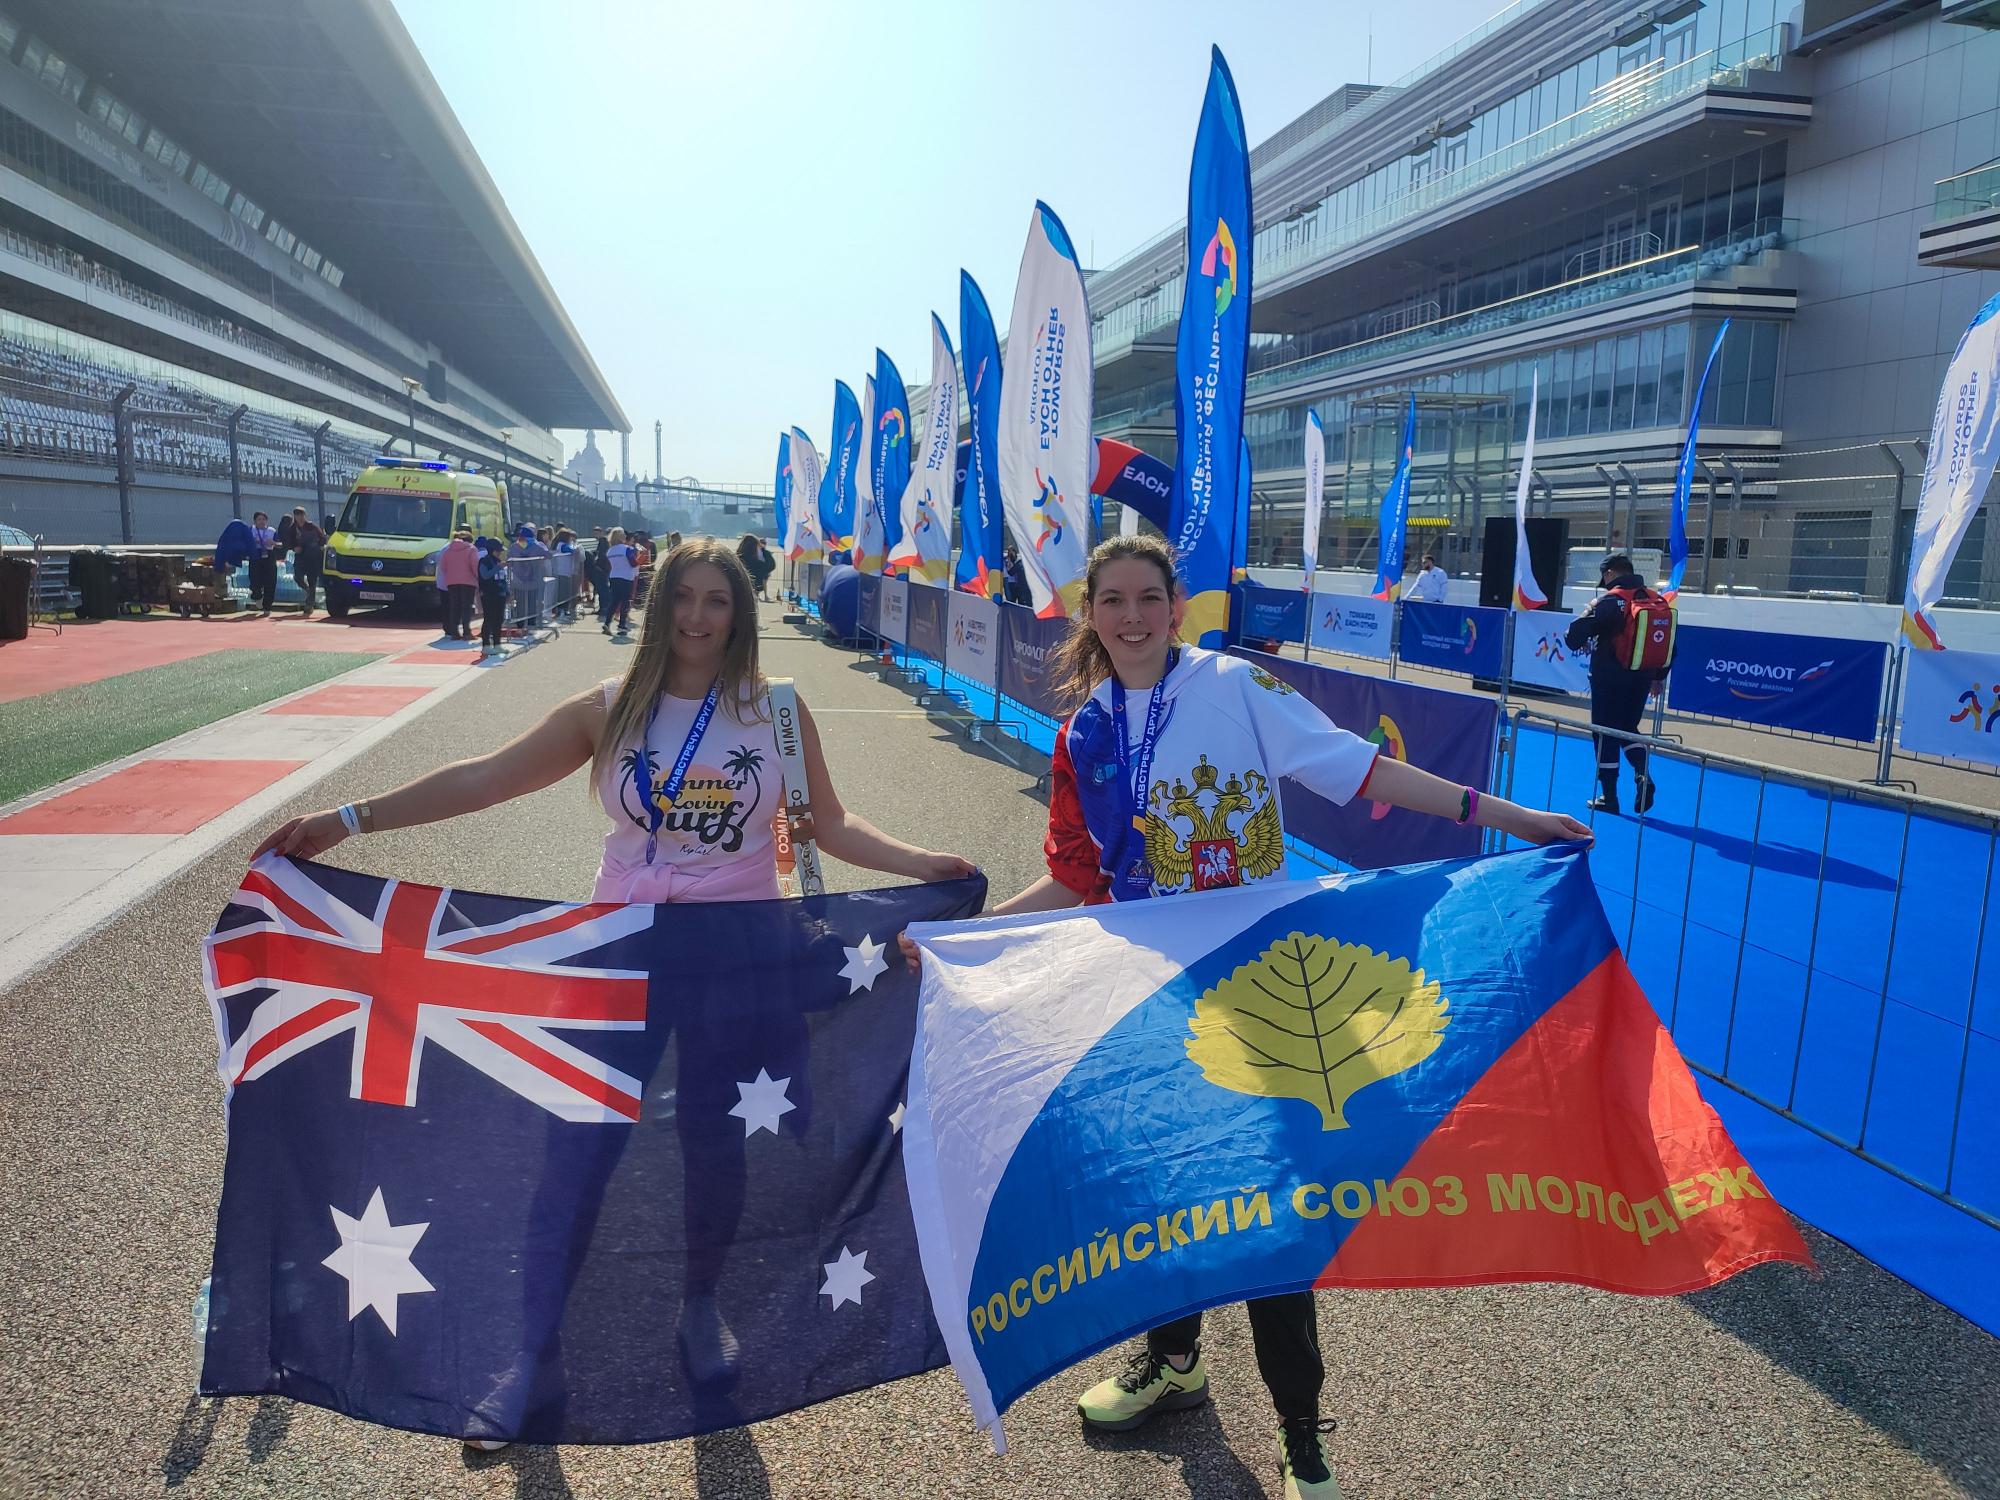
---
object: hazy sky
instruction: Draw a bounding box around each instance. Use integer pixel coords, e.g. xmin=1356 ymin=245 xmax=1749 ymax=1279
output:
xmin=396 ymin=0 xmax=1504 ymax=484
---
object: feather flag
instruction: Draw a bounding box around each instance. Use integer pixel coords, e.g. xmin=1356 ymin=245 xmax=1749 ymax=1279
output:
xmin=786 ymin=427 xmax=825 ymax=563
xmin=890 ymin=316 xmax=959 ymax=586
xmin=1302 ymin=409 xmax=1325 ymax=594
xmin=998 ymin=201 xmax=1095 ymax=618
xmin=1667 ymin=321 xmax=1730 ymax=600
xmin=1902 ymin=291 xmax=2000 ymax=649
xmin=853 ymin=376 xmax=884 ymax=574
xmin=903 ymin=844 xmax=1812 ymax=1445
xmin=1371 ymin=396 xmax=1415 ymax=602
xmin=773 ymin=431 xmax=792 ymax=552
xmin=956 ymin=271 xmax=1006 ymax=599
xmin=1168 ymin=48 xmax=1253 ymax=647
xmin=1512 ymin=370 xmax=1548 ymax=611
xmin=819 ymin=381 xmax=863 ymax=559
xmin=874 ymin=349 xmax=912 ymax=572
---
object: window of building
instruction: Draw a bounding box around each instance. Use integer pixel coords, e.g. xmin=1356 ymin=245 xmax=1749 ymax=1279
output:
xmin=189 ymin=162 xmax=230 ymax=204
xmin=0 ymin=13 xmax=18 ymax=58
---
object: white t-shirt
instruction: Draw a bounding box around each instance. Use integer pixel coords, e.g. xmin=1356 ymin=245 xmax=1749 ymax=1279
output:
xmin=1048 ymin=647 xmax=1378 ymax=901
xmin=1407 ymin=565 xmax=1449 ymax=604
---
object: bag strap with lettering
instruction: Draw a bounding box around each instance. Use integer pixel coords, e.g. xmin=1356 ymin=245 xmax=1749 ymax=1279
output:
xmin=765 ymin=677 xmax=825 ymax=897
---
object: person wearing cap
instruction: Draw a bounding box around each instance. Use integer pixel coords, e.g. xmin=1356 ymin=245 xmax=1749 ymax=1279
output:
xmin=508 ymin=523 xmax=550 ymax=561
xmin=1564 ymin=553 xmax=1668 ymax=814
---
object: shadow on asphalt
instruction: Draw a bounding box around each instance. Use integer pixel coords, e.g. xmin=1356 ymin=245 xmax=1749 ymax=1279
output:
xmin=836 ymin=656 xmax=1054 ymax=796
xmin=244 ymin=1394 xmax=292 ymax=1463
xmin=462 ymin=1440 xmax=577 ymax=1498
xmin=1685 ymin=1225 xmax=2000 ymax=1497
xmin=693 ymin=1425 xmax=773 ymax=1497
xmin=160 ymin=1394 xmax=223 ymax=1488
xmin=1080 ymin=1398 xmax=1266 ymax=1497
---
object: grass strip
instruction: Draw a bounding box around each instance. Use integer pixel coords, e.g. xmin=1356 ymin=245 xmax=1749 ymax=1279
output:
xmin=0 ymin=649 xmax=382 ymax=805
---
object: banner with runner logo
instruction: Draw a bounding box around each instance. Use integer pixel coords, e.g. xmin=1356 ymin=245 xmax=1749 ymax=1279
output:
xmin=1510 ymin=611 xmax=1591 ymax=695
xmin=1235 ymin=583 xmax=1308 ymax=645
xmin=1668 ymin=625 xmax=1888 ymax=741
xmin=906 ymin=579 xmax=948 ymax=664
xmin=878 ymin=575 xmax=908 ymax=646
xmin=1399 ymin=601 xmax=1507 ymax=680
xmin=956 ymin=272 xmax=1006 ymax=599
xmin=998 ymin=202 xmax=1094 ymax=618
xmin=1306 ymin=595 xmax=1392 ymax=660
xmin=873 ymin=348 xmax=912 ymax=570
xmin=819 ymin=381 xmax=864 ymax=557
xmin=1900 ymin=646 xmax=2000 ymax=765
xmin=996 ymin=602 xmax=1071 ymax=720
xmin=1231 ymin=649 xmax=1496 ymax=870
xmin=946 ymin=589 xmax=1001 ymax=692
xmin=890 ymin=317 xmax=960 ymax=585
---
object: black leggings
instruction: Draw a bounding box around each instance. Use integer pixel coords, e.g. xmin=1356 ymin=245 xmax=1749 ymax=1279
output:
xmin=1589 ymin=671 xmax=1652 ymax=776
xmin=1149 ymin=1292 xmax=1323 ymax=1420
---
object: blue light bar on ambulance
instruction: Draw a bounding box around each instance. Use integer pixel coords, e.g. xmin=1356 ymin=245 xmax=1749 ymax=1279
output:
xmin=371 ymin=456 xmax=453 ymax=471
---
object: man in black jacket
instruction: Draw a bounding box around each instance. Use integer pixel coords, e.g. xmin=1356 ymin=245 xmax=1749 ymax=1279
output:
xmin=1564 ymin=554 xmax=1668 ymax=814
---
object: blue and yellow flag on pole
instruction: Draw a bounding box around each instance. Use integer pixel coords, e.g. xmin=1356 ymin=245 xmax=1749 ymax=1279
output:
xmin=1371 ymin=395 xmax=1415 ymax=601
xmin=904 ymin=845 xmax=1811 ymax=1444
xmin=873 ymin=348 xmax=912 ymax=570
xmin=956 ymin=271 xmax=1006 ymax=599
xmin=1169 ymin=48 xmax=1253 ymax=647
xmin=819 ymin=380 xmax=863 ymax=557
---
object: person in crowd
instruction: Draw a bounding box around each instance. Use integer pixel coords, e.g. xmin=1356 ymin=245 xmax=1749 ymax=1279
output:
xmin=600 ymin=525 xmax=639 ymax=637
xmin=275 ymin=505 xmax=305 ymax=558
xmin=584 ymin=526 xmax=607 ymax=609
xmin=1406 ymin=551 xmax=1449 ymax=604
xmin=254 ymin=537 xmax=973 ymax=1453
xmin=290 ymin=513 xmax=325 ymax=618
xmin=247 ymin=510 xmax=280 ymax=616
xmin=509 ymin=523 xmax=550 ymax=561
xmin=477 ymin=536 xmax=510 ymax=655
xmin=1564 ymin=553 xmax=1670 ymax=815
xmin=1003 ymin=542 xmax=1031 ymax=606
xmin=437 ymin=527 xmax=479 ymax=641
xmin=666 ymin=531 xmax=684 ymax=554
xmin=538 ymin=526 xmax=556 ymax=549
xmin=900 ymin=534 xmax=1586 ymax=1500
xmin=737 ymin=532 xmax=776 ymax=600
xmin=553 ymin=528 xmax=580 ymax=620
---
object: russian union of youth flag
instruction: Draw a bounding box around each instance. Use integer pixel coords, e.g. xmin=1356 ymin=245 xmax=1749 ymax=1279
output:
xmin=903 ymin=845 xmax=1811 ymax=1440
xmin=200 ymin=856 xmax=985 ymax=1443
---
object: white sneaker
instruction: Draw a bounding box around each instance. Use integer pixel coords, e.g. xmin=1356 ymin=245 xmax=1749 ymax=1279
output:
xmin=464 ymin=1438 xmax=510 ymax=1452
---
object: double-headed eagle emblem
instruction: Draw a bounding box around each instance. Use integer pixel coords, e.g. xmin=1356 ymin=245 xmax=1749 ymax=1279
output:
xmin=1141 ymin=756 xmax=1285 ymax=892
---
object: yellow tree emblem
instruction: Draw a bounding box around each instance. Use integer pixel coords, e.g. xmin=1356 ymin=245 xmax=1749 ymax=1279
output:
xmin=1185 ymin=933 xmax=1449 ymax=1129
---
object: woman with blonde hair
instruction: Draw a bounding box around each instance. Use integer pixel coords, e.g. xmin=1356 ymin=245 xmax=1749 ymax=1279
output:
xmin=256 ymin=538 xmax=975 ymax=1447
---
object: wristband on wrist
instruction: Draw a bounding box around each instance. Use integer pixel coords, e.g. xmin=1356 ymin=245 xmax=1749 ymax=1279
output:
xmin=336 ymin=803 xmax=361 ymax=836
xmin=1456 ymin=787 xmax=1480 ymax=825
xmin=356 ymin=799 xmax=375 ymax=834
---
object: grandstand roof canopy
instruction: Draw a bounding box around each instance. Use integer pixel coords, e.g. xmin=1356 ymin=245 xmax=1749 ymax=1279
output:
xmin=14 ymin=0 xmax=627 ymax=433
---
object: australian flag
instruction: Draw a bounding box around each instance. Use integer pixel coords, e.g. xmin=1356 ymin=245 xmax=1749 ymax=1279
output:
xmin=199 ymin=855 xmax=986 ymax=1444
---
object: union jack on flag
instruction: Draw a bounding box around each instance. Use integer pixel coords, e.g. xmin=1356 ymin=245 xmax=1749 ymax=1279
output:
xmin=204 ymin=856 xmax=654 ymax=1122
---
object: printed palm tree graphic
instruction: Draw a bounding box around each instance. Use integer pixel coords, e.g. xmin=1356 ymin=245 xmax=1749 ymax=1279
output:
xmin=723 ymin=746 xmax=765 ymax=809
xmin=618 ymin=747 xmax=661 ymax=827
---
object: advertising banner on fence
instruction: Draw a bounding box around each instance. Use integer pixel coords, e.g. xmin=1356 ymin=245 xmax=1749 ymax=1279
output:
xmin=1306 ymin=595 xmax=1392 ymax=660
xmin=907 ymin=580 xmax=948 ymax=664
xmin=1897 ymin=646 xmax=2000 ymax=765
xmin=1510 ymin=610 xmax=1591 ymax=695
xmin=1669 ymin=625 xmax=1888 ymax=742
xmin=1236 ymin=584 xmax=1308 ymax=645
xmin=879 ymin=575 xmax=908 ymax=646
xmin=1233 ymin=650 xmax=1495 ymax=869
xmin=946 ymin=589 xmax=1000 ymax=692
xmin=856 ymin=572 xmax=882 ymax=637
xmin=804 ymin=562 xmax=825 ymax=603
xmin=1399 ymin=601 xmax=1507 ymax=680
xmin=997 ymin=601 xmax=1072 ymax=720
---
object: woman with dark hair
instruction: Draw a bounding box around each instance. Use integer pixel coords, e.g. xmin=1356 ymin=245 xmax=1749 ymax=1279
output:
xmin=737 ymin=531 xmax=776 ymax=600
xmin=906 ymin=533 xmax=1586 ymax=1500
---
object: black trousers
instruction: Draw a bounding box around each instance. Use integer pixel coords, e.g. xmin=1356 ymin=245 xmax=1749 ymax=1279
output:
xmin=248 ymin=556 xmax=278 ymax=611
xmin=1589 ymin=671 xmax=1652 ymax=778
xmin=480 ymin=588 xmax=507 ymax=647
xmin=446 ymin=584 xmax=476 ymax=638
xmin=294 ymin=569 xmax=319 ymax=611
xmin=1148 ymin=1292 xmax=1322 ymax=1420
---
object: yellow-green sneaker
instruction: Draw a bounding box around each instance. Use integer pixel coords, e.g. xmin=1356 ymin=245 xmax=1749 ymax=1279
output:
xmin=1278 ymin=1417 xmax=1342 ymax=1499
xmin=1075 ymin=1346 xmax=1209 ymax=1431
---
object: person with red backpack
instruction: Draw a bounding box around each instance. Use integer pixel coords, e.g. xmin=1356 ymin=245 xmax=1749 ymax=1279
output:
xmin=1564 ymin=553 xmax=1674 ymax=814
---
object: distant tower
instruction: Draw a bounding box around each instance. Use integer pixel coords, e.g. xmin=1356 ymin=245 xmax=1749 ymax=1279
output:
xmin=654 ymin=421 xmax=663 ymax=487
xmin=619 ymin=431 xmax=631 ymax=482
xmin=563 ymin=430 xmax=607 ymax=499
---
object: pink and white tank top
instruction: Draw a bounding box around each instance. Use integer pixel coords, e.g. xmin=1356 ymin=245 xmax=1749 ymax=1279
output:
xmin=593 ymin=679 xmax=783 ymax=903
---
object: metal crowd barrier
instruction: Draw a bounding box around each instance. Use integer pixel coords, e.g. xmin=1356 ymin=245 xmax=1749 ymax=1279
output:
xmin=502 ymin=553 xmax=579 ymax=643
xmin=1494 ymin=706 xmax=1997 ymax=1232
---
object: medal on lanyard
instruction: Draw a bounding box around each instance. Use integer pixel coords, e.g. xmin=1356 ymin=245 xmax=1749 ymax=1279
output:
xmin=631 ymin=680 xmax=722 ymax=866
xmin=1109 ymin=648 xmax=1178 ymax=893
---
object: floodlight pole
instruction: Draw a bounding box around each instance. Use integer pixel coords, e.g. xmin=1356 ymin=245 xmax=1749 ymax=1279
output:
xmin=400 ymin=375 xmax=422 ymax=456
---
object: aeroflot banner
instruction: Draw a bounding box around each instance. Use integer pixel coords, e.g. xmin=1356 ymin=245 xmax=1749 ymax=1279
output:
xmin=1668 ymin=625 xmax=1888 ymax=742
xmin=1235 ymin=584 xmax=1308 ymax=645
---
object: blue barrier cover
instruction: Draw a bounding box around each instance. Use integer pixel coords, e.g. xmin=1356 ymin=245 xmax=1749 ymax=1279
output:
xmin=996 ymin=602 xmax=1072 ymax=721
xmin=907 ymin=581 xmax=948 ymax=662
xmin=1233 ymin=649 xmax=1496 ymax=869
xmin=855 ymin=573 xmax=882 ymax=636
xmin=1668 ymin=625 xmax=1887 ymax=742
xmin=1399 ymin=601 xmax=1507 ymax=679
xmin=1234 ymin=583 xmax=1308 ymax=644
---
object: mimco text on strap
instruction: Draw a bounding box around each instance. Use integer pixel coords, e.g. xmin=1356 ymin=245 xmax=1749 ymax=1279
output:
xmin=766 ymin=677 xmax=826 ymax=897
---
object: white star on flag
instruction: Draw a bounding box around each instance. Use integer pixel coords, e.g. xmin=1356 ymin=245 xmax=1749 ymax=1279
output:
xmin=322 ymin=1187 xmax=435 ymax=1336
xmin=728 ymin=1068 xmax=796 ymax=1137
xmin=888 ymin=1101 xmax=906 ymax=1133
xmin=838 ymin=935 xmax=889 ymax=993
xmin=820 ymin=1245 xmax=875 ymax=1310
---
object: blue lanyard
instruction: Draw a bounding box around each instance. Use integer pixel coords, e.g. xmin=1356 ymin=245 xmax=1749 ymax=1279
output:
xmin=1109 ymin=648 xmax=1179 ymax=840
xmin=630 ymin=680 xmax=721 ymax=866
